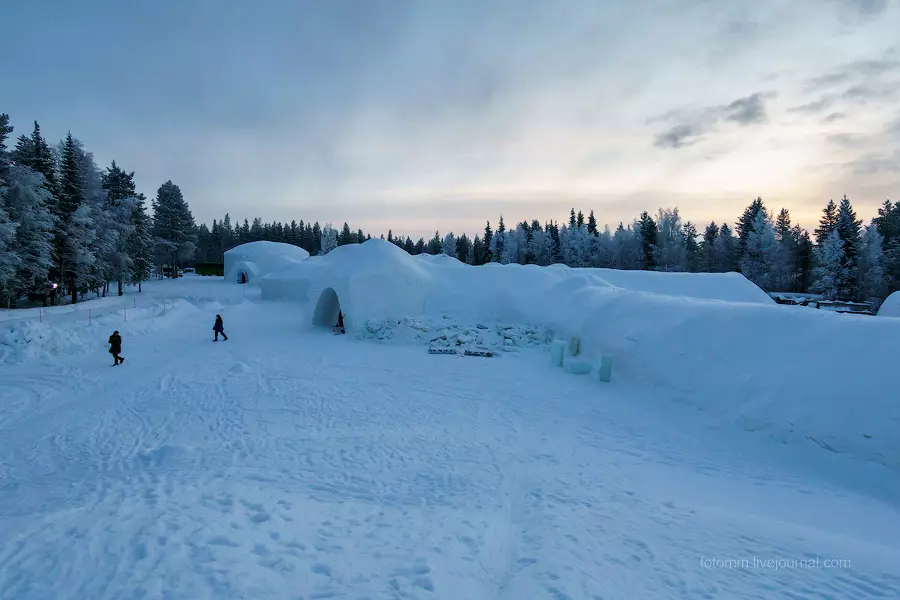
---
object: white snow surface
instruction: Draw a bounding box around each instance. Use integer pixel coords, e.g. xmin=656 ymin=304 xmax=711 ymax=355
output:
xmin=877 ymin=290 xmax=900 ymax=317
xmin=261 ymin=239 xmax=900 ymax=469
xmin=224 ymin=241 xmax=310 ymax=284
xmin=2 ymin=270 xmax=900 ymax=598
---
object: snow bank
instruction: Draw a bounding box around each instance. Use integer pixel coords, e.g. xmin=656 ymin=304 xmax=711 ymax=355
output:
xmin=877 ymin=290 xmax=900 ymax=317
xmin=260 ymin=239 xmax=899 ymax=468
xmin=224 ymin=241 xmax=310 ymax=285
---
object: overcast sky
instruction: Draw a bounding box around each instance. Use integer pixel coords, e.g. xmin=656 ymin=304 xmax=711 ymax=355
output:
xmin=3 ymin=0 xmax=899 ymax=238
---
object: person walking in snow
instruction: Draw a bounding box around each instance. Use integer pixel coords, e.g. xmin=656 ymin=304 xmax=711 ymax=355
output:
xmin=108 ymin=330 xmax=124 ymax=365
xmin=213 ymin=314 xmax=228 ymax=341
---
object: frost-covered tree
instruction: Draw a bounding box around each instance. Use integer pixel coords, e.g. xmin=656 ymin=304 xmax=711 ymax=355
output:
xmin=739 ymin=209 xmax=778 ymax=289
xmin=654 ymin=208 xmax=686 ymax=271
xmin=319 ymin=224 xmax=338 ymax=254
xmin=858 ymin=224 xmax=887 ymax=304
xmin=501 ymin=226 xmax=519 ymax=264
xmin=442 ymin=232 xmax=455 ymax=256
xmin=491 ymin=216 xmax=506 ymax=262
xmin=3 ymin=165 xmax=56 ymax=304
xmin=812 ymin=229 xmax=846 ymax=300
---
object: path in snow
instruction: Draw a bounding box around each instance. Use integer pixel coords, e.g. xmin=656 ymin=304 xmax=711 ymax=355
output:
xmin=1 ymin=298 xmax=900 ymax=599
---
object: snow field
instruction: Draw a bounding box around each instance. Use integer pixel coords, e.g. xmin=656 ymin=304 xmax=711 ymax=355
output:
xmin=2 ymin=281 xmax=900 ymax=599
xmin=261 ymin=239 xmax=900 ymax=470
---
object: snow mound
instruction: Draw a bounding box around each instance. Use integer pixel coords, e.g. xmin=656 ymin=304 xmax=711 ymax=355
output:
xmin=259 ymin=239 xmax=899 ymax=468
xmin=224 ymin=241 xmax=310 ymax=285
xmin=877 ymin=290 xmax=900 ymax=317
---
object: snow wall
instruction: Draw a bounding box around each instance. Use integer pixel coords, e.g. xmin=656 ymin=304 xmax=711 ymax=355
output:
xmin=877 ymin=290 xmax=900 ymax=317
xmin=224 ymin=241 xmax=310 ymax=285
xmin=260 ymin=239 xmax=900 ymax=468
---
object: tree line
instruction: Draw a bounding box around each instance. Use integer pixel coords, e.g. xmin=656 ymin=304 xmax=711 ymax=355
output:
xmin=199 ymin=196 xmax=898 ymax=306
xmin=3 ymin=110 xmax=898 ymax=309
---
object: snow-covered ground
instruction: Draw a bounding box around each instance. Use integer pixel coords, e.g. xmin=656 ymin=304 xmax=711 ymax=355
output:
xmin=2 ymin=276 xmax=900 ymax=599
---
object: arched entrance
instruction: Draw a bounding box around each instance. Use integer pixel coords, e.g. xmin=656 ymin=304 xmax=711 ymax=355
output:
xmin=313 ymin=287 xmax=343 ymax=331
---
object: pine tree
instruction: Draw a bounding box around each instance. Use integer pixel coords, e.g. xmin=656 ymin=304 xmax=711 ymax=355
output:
xmin=874 ymin=200 xmax=900 ymax=291
xmin=858 ymin=224 xmax=887 ymax=304
xmin=701 ymin=221 xmax=719 ymax=272
xmin=568 ymin=208 xmax=576 ymax=228
xmin=714 ymin=223 xmax=737 ymax=272
xmin=794 ymin=227 xmax=813 ymax=292
xmin=835 ymin=195 xmax=862 ymax=299
xmin=57 ymin=132 xmax=89 ymax=302
xmin=815 ymin=199 xmax=839 ymax=246
xmin=812 ymin=229 xmax=846 ymax=300
xmin=2 ymin=165 xmax=55 ymax=305
xmin=587 ymin=210 xmax=598 ymax=236
xmin=492 ymin=216 xmax=506 ymax=262
xmin=739 ymin=209 xmax=777 ymax=289
xmin=151 ymin=180 xmax=196 ymax=277
xmin=483 ymin=221 xmax=493 ymax=263
xmin=683 ymin=221 xmax=700 ymax=272
xmin=654 ymin=208 xmax=686 ymax=271
xmin=455 ymin=233 xmax=470 ymax=262
xmin=736 ymin=197 xmax=765 ymax=260
xmin=638 ymin=211 xmax=657 ymax=270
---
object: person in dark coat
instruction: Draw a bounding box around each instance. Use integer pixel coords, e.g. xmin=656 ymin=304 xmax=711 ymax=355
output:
xmin=334 ymin=310 xmax=344 ymax=334
xmin=213 ymin=314 xmax=228 ymax=341
xmin=108 ymin=330 xmax=124 ymax=365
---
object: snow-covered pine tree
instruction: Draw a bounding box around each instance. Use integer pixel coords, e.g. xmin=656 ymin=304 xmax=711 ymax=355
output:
xmin=739 ymin=209 xmax=777 ymax=289
xmin=482 ymin=221 xmax=493 ymax=264
xmin=319 ymin=224 xmax=338 ymax=254
xmin=812 ymin=229 xmax=846 ymax=300
xmin=737 ymin=197 xmax=765 ymax=255
xmin=442 ymin=232 xmax=456 ymax=256
xmin=835 ymin=195 xmax=862 ymax=300
xmin=858 ymin=223 xmax=887 ymax=305
xmin=3 ymin=165 xmax=55 ymax=305
xmin=0 ymin=114 xmax=18 ymax=303
xmin=492 ymin=216 xmax=506 ymax=262
xmin=501 ymin=226 xmax=519 ymax=264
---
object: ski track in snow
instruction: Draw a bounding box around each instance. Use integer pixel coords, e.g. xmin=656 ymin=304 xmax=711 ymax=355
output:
xmin=2 ymin=299 xmax=900 ymax=599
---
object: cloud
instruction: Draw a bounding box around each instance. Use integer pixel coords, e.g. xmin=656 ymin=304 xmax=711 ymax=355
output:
xmin=654 ymin=123 xmax=708 ymax=149
xmin=823 ymin=111 xmax=847 ymax=122
xmin=653 ymin=92 xmax=771 ymax=149
xmin=805 ymin=56 xmax=900 ymax=92
xmin=723 ymin=93 xmax=768 ymax=124
xmin=789 ymin=97 xmax=837 ymax=115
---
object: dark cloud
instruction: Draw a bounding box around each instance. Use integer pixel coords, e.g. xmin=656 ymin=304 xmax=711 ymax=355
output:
xmin=839 ymin=0 xmax=890 ymax=16
xmin=654 ymin=123 xmax=707 ymax=149
xmin=653 ymin=93 xmax=771 ymax=149
xmin=823 ymin=111 xmax=847 ymax=122
xmin=841 ymin=81 xmax=899 ymax=101
xmin=723 ymin=93 xmax=768 ymax=124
